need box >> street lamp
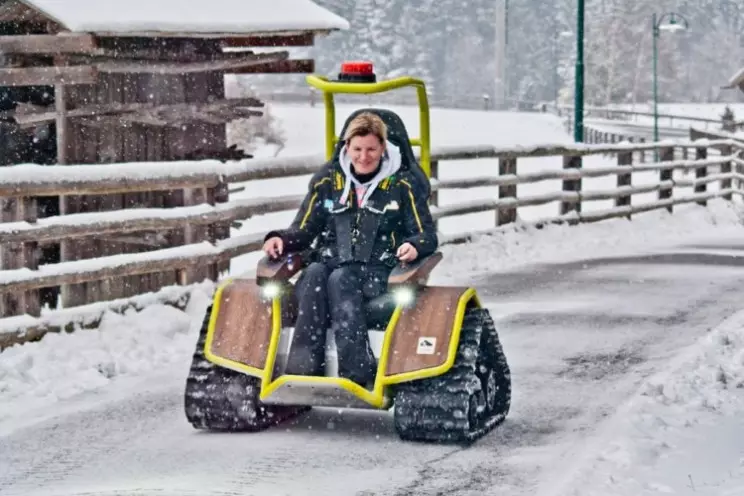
[652,12,689,143]
[573,0,584,142]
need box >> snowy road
[3,229,744,496]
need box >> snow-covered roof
[723,66,744,90]
[20,0,349,35]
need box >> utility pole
[652,12,659,143]
[574,0,584,142]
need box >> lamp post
[573,0,584,142]
[652,12,689,143]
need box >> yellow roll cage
[305,74,432,178]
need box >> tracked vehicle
[184,62,511,444]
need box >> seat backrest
[332,108,431,198]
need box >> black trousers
[284,261,387,384]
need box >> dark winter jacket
[265,141,438,270]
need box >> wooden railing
[538,102,732,130]
[2,136,743,348]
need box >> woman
[262,112,438,386]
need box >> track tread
[184,306,309,432]
[392,306,511,444]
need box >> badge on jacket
[386,200,399,211]
[324,199,334,211]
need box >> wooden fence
[2,134,744,349]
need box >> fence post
[616,149,632,216]
[212,177,230,277]
[1,196,41,317]
[560,155,582,216]
[658,146,674,212]
[719,143,733,201]
[497,157,517,225]
[694,145,708,206]
[178,182,214,285]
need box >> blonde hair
[343,112,387,144]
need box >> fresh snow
[0,286,213,435]
[542,308,744,496]
[22,0,349,34]
[0,280,212,336]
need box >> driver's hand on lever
[396,242,418,263]
[263,236,284,259]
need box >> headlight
[261,282,282,299]
[393,287,415,306]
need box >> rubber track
[392,307,511,444]
[183,306,309,431]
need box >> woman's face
[348,134,385,174]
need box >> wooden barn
[0,0,348,311]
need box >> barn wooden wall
[59,71,225,306]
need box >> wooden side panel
[209,279,275,369]
[385,286,470,376]
[388,252,442,285]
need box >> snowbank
[432,199,744,284]
[543,308,744,496]
[0,285,212,427]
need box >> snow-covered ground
[550,307,744,496]
[601,102,744,138]
[2,103,744,495]
[610,102,742,122]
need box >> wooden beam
[67,50,282,66]
[221,32,315,47]
[69,48,242,64]
[55,82,68,164]
[85,107,263,127]
[12,97,264,126]
[93,51,288,74]
[0,234,264,294]
[0,34,98,54]
[226,58,315,74]
[0,65,97,86]
[0,173,221,197]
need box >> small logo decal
[416,337,436,355]
[323,199,334,211]
[386,200,399,211]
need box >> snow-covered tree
[241,0,744,107]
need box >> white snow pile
[0,285,212,425]
[547,309,744,496]
[434,199,744,283]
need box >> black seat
[333,108,431,199]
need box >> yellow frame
[203,280,480,409]
[305,74,432,178]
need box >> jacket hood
[338,140,402,207]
